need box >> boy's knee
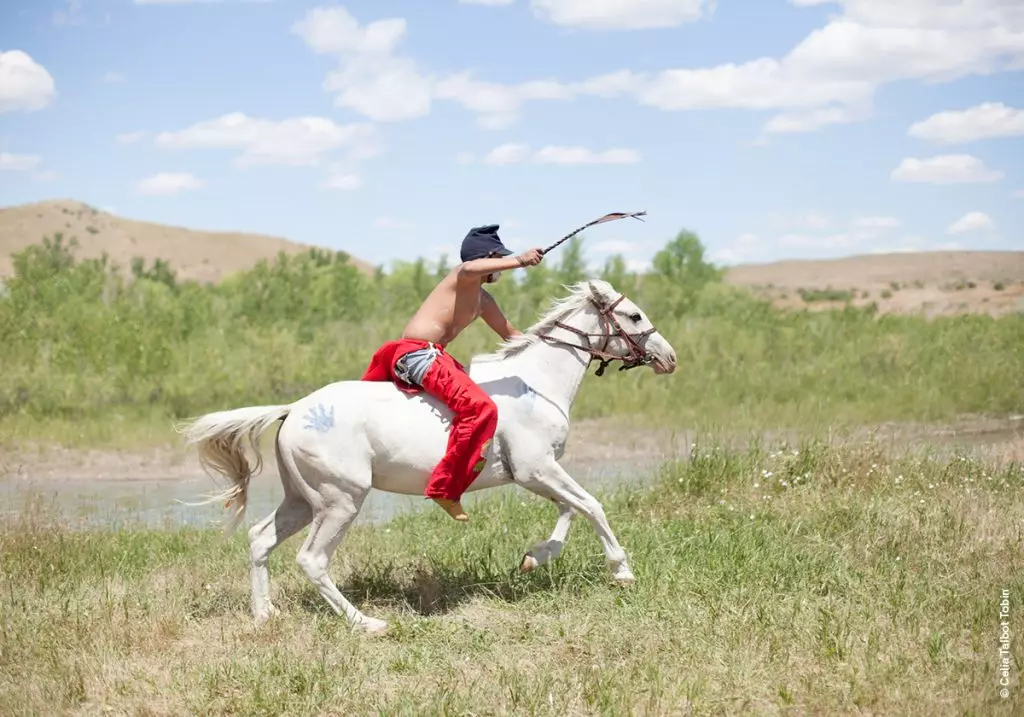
[475,395,498,426]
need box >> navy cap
[460,224,513,262]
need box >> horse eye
[629,312,642,322]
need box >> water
[0,455,670,531]
[4,418,1018,531]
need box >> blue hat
[460,224,513,262]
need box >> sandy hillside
[2,199,1021,316]
[724,251,1024,316]
[0,199,374,283]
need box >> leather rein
[537,293,657,377]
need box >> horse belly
[363,393,513,495]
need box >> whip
[540,211,647,256]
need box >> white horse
[177,279,677,634]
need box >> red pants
[361,339,499,501]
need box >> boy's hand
[516,248,545,267]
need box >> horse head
[514,279,676,377]
[570,279,677,376]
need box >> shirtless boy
[361,224,545,521]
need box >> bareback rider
[361,225,545,521]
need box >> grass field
[2,438,1022,715]
[3,234,1024,715]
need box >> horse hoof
[254,603,281,626]
[358,618,390,636]
[519,554,539,574]
[613,575,636,587]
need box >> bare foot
[431,498,469,521]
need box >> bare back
[402,269,484,345]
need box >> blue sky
[1,0,1022,271]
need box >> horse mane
[473,280,614,363]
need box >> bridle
[537,293,658,377]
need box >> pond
[0,454,672,532]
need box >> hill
[2,199,1021,316]
[0,199,374,284]
[723,251,1024,317]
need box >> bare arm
[457,254,524,279]
[480,290,521,341]
[457,247,545,280]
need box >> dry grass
[2,438,1022,715]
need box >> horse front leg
[519,501,575,574]
[519,460,634,585]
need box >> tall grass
[2,233,1022,448]
[1,440,1021,714]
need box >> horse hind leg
[295,496,386,634]
[248,430,314,624]
[279,434,386,634]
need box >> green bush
[1,231,1022,440]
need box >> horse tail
[175,403,292,532]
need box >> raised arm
[480,290,521,342]
[457,248,544,280]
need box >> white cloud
[291,6,407,56]
[535,146,640,164]
[946,211,994,234]
[320,170,363,191]
[890,154,1004,184]
[0,152,42,171]
[293,7,432,123]
[482,143,640,165]
[529,0,710,29]
[294,6,570,128]
[153,112,378,167]
[135,172,205,196]
[435,74,572,129]
[620,0,1024,135]
[484,143,532,165]
[325,55,434,122]
[763,106,867,134]
[908,102,1024,144]
[853,216,901,229]
[634,60,873,113]
[290,1,1024,135]
[117,131,148,144]
[0,50,56,113]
